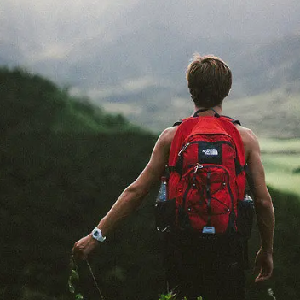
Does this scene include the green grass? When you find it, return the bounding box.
[260,138,300,153]
[224,88,300,139]
[259,138,300,196]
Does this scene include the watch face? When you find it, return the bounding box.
[94,230,99,237]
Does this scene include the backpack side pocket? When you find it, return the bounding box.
[155,198,176,232]
[237,196,255,238]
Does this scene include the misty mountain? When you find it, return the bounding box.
[65,32,300,133]
[231,34,300,96]
[1,0,300,134]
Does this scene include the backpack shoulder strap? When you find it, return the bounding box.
[168,117,198,168]
[219,116,246,173]
[221,115,241,126]
[173,119,183,127]
[219,116,246,200]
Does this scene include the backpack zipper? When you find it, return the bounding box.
[181,163,235,216]
[196,164,235,213]
[177,139,235,158]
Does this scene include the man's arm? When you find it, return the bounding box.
[72,127,176,259]
[241,128,275,282]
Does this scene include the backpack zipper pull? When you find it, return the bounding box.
[192,163,203,187]
[178,142,190,157]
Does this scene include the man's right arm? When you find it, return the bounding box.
[241,127,275,282]
[72,126,177,260]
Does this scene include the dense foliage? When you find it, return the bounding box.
[1,68,299,299]
[0,67,145,135]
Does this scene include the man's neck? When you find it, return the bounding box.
[193,105,223,116]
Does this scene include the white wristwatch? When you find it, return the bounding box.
[91,227,106,242]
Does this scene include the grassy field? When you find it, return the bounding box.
[259,138,300,196]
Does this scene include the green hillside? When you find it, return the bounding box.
[0,68,160,300]
[224,85,300,138]
[1,68,300,300]
[259,138,300,196]
[0,67,145,135]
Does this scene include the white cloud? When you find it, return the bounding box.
[122,77,160,91]
[101,102,142,115]
[1,0,140,58]
[70,76,172,99]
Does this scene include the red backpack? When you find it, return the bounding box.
[167,112,246,235]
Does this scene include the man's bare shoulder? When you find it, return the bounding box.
[158,126,177,146]
[236,125,260,159]
[237,125,258,144]
[147,127,177,167]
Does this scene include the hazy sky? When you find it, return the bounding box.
[1,0,300,93]
[1,1,139,60]
[2,0,299,64]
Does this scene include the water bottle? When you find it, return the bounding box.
[244,194,252,202]
[155,176,169,232]
[244,194,254,217]
[156,176,168,202]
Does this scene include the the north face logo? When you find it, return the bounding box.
[202,149,218,156]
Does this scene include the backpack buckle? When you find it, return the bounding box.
[202,226,216,234]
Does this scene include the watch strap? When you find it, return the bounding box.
[91,227,106,242]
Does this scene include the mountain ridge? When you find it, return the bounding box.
[1,0,300,137]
